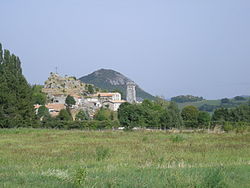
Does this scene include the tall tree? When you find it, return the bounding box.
[57,109,72,121]
[181,105,199,121]
[75,110,89,121]
[65,95,76,107]
[0,43,35,128]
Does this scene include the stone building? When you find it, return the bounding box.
[102,100,126,111]
[93,92,121,102]
[126,82,136,103]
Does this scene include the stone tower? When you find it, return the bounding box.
[126,82,136,103]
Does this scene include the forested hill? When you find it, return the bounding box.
[79,69,155,101]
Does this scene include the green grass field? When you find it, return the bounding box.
[0,129,250,187]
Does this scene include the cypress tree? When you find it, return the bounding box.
[0,43,35,128]
[0,43,3,63]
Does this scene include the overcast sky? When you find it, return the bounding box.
[0,0,249,99]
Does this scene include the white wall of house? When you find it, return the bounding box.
[112,93,121,101]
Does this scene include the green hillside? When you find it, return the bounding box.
[79,69,155,101]
[177,97,250,112]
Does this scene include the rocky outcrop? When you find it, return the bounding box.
[42,73,87,96]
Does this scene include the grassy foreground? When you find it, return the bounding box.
[0,129,250,188]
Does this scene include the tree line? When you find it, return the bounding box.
[117,101,250,131]
[171,95,204,103]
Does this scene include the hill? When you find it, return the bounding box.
[79,69,155,101]
[177,96,250,112]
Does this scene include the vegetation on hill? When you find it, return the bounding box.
[31,85,47,105]
[0,43,36,128]
[171,95,204,103]
[177,96,250,113]
[79,69,155,101]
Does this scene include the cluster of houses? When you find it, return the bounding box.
[34,73,133,118]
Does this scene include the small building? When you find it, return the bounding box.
[102,100,126,111]
[86,98,102,108]
[93,92,121,102]
[34,103,66,117]
[46,103,66,117]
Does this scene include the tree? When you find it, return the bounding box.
[234,96,246,101]
[199,104,217,112]
[141,99,161,127]
[57,109,72,121]
[118,100,183,129]
[167,102,183,128]
[75,110,89,121]
[159,110,172,129]
[181,106,199,121]
[87,85,94,94]
[212,108,230,121]
[65,95,76,107]
[32,85,47,105]
[94,108,112,121]
[0,44,36,128]
[171,95,204,103]
[221,98,230,104]
[37,106,50,120]
[230,104,250,122]
[118,102,143,128]
[197,111,211,126]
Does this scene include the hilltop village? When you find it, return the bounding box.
[35,73,136,119]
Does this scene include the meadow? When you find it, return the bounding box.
[0,128,250,188]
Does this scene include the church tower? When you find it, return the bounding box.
[126,82,136,103]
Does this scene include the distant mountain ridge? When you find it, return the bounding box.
[79,69,155,101]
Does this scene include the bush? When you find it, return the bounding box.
[235,123,248,134]
[73,167,87,186]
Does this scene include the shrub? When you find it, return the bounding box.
[73,167,87,186]
[223,122,234,132]
[235,124,248,134]
[57,109,72,121]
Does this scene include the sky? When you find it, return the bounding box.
[0,0,250,99]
